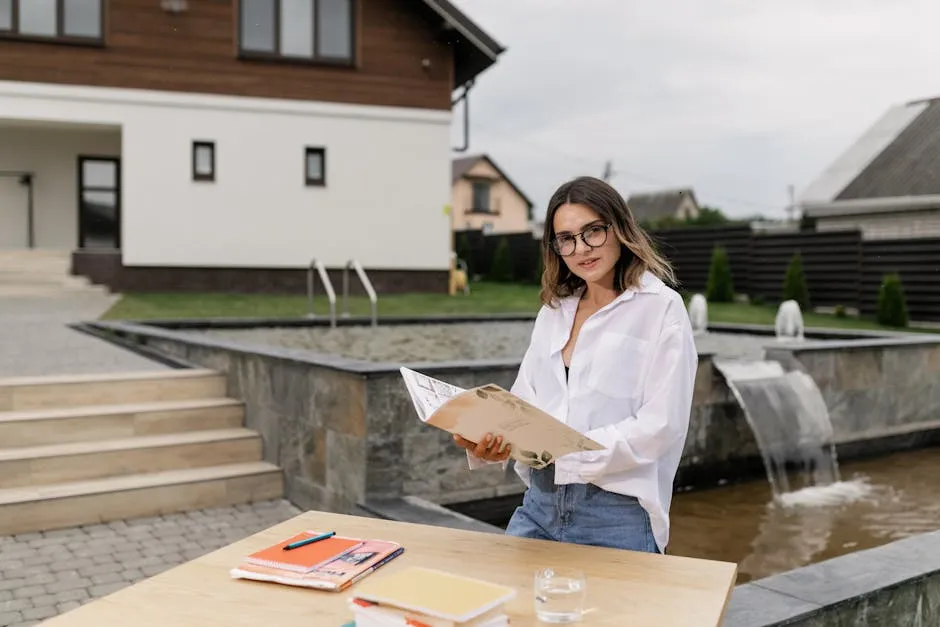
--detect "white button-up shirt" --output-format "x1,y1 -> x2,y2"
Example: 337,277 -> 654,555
472,271 -> 697,552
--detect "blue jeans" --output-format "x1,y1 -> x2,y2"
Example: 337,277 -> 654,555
505,466 -> 660,553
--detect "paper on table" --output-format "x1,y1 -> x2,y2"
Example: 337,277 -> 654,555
400,367 -> 603,469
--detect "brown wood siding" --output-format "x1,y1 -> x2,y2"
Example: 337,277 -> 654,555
0,0 -> 453,110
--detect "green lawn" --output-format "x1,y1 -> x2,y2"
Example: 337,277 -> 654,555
100,282 -> 929,334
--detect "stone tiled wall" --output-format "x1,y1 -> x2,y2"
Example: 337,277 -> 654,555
144,335 -> 369,515
766,338 -> 940,450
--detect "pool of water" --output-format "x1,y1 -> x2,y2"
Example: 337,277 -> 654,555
198,322 -> 774,363
667,446 -> 940,582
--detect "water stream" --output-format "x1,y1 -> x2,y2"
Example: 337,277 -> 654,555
713,359 -> 842,496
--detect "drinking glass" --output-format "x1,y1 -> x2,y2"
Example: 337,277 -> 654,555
534,567 -> 587,623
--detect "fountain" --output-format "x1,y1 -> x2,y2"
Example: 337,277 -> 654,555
688,293 -> 708,335
775,300 -> 805,342
714,358 -> 840,497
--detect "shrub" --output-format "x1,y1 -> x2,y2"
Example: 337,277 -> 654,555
705,245 -> 735,302
834,304 -> 847,318
489,236 -> 514,282
782,251 -> 811,311
876,273 -> 909,328
751,293 -> 766,307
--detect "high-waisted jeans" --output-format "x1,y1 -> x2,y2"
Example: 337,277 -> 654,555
505,465 -> 660,554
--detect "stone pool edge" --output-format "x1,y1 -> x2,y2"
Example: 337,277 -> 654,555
724,528 -> 940,626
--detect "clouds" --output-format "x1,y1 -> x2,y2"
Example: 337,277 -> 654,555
451,0 -> 940,219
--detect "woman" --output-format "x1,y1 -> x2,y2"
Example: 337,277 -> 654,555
455,176 -> 697,555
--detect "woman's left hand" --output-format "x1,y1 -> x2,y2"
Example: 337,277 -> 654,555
454,433 -> 512,462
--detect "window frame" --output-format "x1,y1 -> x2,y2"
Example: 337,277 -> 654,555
304,147 -> 326,187
0,0 -> 106,47
192,141 -> 216,183
471,180 -> 493,213
237,0 -> 356,67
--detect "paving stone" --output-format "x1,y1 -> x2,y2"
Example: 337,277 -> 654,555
0,611 -> 23,626
22,606 -> 57,621
0,499 -> 300,624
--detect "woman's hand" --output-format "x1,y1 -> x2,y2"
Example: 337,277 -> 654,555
454,433 -> 512,462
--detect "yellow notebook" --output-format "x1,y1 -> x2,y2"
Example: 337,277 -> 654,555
351,566 -> 516,623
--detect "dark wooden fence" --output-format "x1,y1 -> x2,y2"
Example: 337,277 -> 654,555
455,227 -> 940,321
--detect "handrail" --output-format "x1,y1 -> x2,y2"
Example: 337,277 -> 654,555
306,258 -> 336,327
342,259 -> 378,327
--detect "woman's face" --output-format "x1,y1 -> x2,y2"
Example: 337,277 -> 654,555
552,202 -> 621,288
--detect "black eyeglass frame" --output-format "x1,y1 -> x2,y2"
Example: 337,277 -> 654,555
550,223 -> 612,256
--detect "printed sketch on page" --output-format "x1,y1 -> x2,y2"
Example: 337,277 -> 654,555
400,367 -> 466,422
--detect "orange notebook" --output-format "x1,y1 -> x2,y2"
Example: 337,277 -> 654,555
244,531 -> 363,573
231,531 -> 405,592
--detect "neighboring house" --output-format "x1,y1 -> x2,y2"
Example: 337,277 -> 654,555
626,188 -> 701,224
800,96 -> 940,240
451,154 -> 533,235
0,0 -> 504,294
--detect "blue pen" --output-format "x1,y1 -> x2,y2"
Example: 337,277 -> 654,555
283,530 -> 335,551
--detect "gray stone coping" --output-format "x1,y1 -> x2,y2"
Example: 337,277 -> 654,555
724,529 -> 940,626
358,496 -> 504,535
119,312 -> 541,330
87,320 -> 721,376
766,333 -> 940,353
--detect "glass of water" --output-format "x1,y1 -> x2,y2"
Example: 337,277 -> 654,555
534,567 -> 587,623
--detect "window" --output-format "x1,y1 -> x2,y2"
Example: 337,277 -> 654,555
472,181 -> 491,212
192,141 -> 215,182
0,0 -> 103,43
305,147 -> 326,186
239,0 -> 354,64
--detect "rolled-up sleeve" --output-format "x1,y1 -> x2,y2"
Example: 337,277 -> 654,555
560,320 -> 697,481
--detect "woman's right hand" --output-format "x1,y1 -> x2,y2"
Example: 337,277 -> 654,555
454,432 -> 512,462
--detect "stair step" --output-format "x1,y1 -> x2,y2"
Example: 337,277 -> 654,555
0,462 -> 284,535
0,369 -> 226,411
0,398 -> 244,447
0,429 -> 262,489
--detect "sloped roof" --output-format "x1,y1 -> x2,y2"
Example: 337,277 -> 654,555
802,97 -> 940,216
451,154 -> 533,209
626,188 -> 698,221
421,0 -> 505,86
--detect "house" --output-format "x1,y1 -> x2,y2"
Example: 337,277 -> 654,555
0,0 -> 504,294
450,154 -> 533,235
800,96 -> 940,239
626,188 -> 700,224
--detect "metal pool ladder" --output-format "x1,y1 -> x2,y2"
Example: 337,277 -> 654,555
342,258 -> 378,327
306,258 -> 337,327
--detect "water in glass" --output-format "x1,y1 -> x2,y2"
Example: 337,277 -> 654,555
534,567 -> 587,623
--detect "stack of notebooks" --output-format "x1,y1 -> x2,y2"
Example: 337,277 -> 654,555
345,567 -> 516,626
230,530 -> 404,592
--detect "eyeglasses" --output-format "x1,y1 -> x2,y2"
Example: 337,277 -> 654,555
550,223 -> 611,256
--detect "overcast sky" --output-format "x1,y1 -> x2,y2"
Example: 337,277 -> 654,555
449,0 -> 940,220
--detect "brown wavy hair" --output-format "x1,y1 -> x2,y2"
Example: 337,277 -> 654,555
539,176 -> 676,307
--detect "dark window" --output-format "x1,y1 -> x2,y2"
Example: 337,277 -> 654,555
192,141 -> 216,182
472,181 -> 491,212
0,0 -> 103,43
305,147 -> 326,186
78,156 -> 120,249
240,0 -> 354,64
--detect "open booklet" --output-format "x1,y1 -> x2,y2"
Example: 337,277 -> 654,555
400,367 -> 604,469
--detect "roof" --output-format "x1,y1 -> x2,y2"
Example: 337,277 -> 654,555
626,188 -> 699,221
420,0 -> 505,86
801,97 -> 940,217
451,154 -> 534,209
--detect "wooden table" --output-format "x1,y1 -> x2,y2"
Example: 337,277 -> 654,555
41,510 -> 737,626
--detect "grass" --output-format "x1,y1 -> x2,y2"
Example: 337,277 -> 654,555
100,282 -> 933,334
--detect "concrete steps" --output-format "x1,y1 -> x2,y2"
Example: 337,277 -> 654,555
0,248 -> 107,296
0,370 -> 284,535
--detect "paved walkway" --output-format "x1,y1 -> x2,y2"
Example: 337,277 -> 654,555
0,291 -> 165,378
0,500 -> 302,626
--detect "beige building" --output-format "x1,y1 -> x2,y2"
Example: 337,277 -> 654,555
451,154 -> 533,235
626,188 -> 701,225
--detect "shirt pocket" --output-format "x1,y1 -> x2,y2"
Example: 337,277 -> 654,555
585,331 -> 649,399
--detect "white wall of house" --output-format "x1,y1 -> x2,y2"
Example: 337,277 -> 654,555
0,125 -> 119,249
815,208 -> 940,239
0,80 -> 453,270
